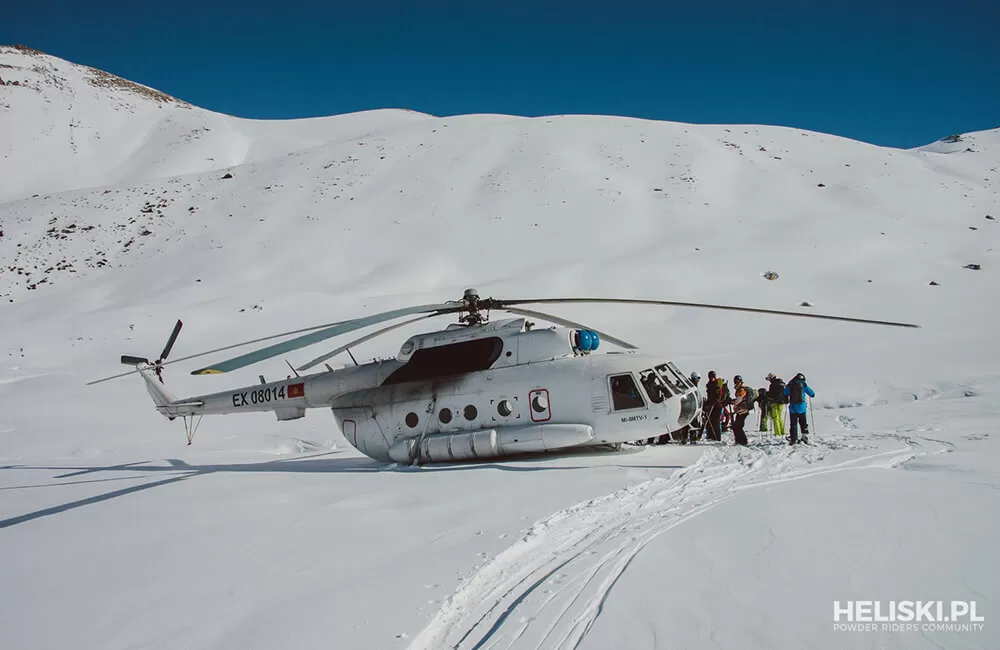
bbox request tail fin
[130,363,203,419]
[137,363,181,409]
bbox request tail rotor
[120,319,183,383]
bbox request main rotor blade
[87,317,355,385]
[500,298,920,328]
[296,313,439,372]
[504,307,639,349]
[159,319,183,361]
[190,302,463,375]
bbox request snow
[1,47,998,649]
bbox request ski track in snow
[408,425,951,650]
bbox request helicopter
[89,289,918,464]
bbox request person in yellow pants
[766,373,787,437]
[769,402,786,437]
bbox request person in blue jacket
[784,372,815,444]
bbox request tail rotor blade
[159,320,183,361]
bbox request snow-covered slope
[1,49,998,650]
[0,45,429,202]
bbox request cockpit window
[609,373,646,411]
[655,363,688,393]
[667,362,693,388]
[639,368,671,403]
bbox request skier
[766,373,787,438]
[704,370,723,441]
[755,387,770,432]
[784,372,815,444]
[731,375,752,445]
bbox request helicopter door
[608,373,646,411]
[528,389,551,422]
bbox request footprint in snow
[836,415,858,430]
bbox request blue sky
[4,0,997,147]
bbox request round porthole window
[497,399,513,417]
[439,408,453,424]
[464,404,478,421]
[405,412,419,428]
[531,393,548,413]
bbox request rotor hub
[459,288,490,325]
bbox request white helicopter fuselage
[141,318,701,464]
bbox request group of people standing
[688,370,815,446]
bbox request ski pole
[809,396,816,439]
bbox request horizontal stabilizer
[157,400,205,409]
[121,355,151,366]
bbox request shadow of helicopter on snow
[0,446,685,530]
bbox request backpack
[720,380,731,404]
[736,386,753,411]
[789,379,804,404]
[769,378,788,404]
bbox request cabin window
[609,373,646,411]
[497,399,513,416]
[529,389,551,422]
[405,412,419,428]
[383,337,504,385]
[464,404,478,421]
[639,368,670,403]
[439,408,453,424]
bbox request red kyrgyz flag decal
[287,383,305,398]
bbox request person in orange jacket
[731,375,752,445]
